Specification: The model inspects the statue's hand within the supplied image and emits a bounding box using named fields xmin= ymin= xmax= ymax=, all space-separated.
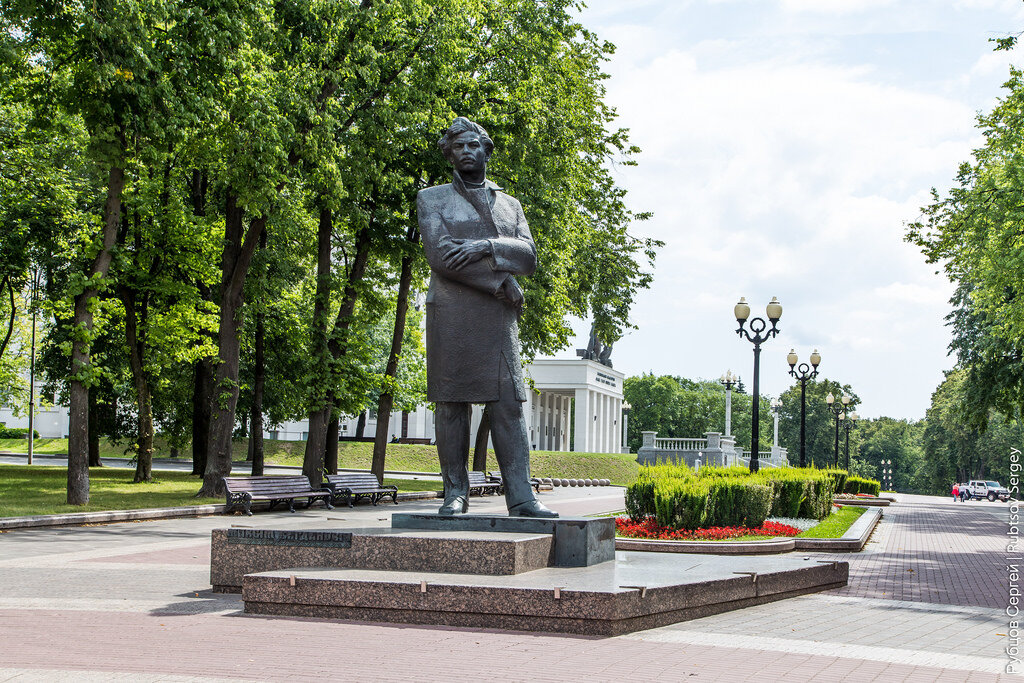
xmin=444 ymin=239 xmax=491 ymax=271
xmin=497 ymin=275 xmax=524 ymax=313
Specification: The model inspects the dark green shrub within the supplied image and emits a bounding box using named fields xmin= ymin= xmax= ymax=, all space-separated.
xmin=0 ymin=426 xmax=40 ymax=439
xmin=706 ymin=479 xmax=772 ymax=528
xmin=799 ymin=473 xmax=838 ymax=520
xmin=765 ymin=475 xmax=808 ymax=518
xmin=625 ymin=464 xmax=693 ymax=520
xmin=821 ymin=468 xmax=848 ymax=495
xmin=653 ymin=479 xmax=710 ymax=530
xmin=696 ymin=465 xmax=750 ymax=479
xmin=845 ymin=476 xmax=881 ymax=496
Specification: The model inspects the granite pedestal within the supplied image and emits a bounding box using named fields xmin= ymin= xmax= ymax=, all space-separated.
xmin=241 ymin=552 xmax=848 ymax=636
xmin=211 ymin=527 xmax=555 ymax=592
xmin=215 ymin=514 xmax=848 ymax=635
xmin=391 ymin=513 xmax=615 ymax=567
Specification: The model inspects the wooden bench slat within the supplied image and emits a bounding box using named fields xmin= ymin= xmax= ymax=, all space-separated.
xmin=323 ymin=473 xmax=399 ymax=507
xmin=222 ymin=476 xmax=333 ymax=516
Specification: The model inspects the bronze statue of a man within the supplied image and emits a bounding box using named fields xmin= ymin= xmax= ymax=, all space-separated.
xmin=417 ymin=117 xmax=557 ymax=518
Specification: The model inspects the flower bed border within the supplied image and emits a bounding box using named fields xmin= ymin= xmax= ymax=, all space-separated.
xmin=616 ymin=507 xmax=883 ymax=555
xmin=615 ymin=536 xmax=795 ymax=555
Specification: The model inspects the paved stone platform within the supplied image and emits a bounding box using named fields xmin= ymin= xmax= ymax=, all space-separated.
xmin=0 ymin=488 xmax=1016 ymax=680
xmin=242 ymin=551 xmax=847 ymax=635
xmin=392 ymin=512 xmax=615 ymax=566
xmin=211 ymin=527 xmax=555 ymax=591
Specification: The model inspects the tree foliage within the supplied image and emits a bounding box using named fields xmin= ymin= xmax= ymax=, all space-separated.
xmin=1 ymin=0 xmax=659 ymax=501
xmin=623 ymin=373 xmax=772 ymax=455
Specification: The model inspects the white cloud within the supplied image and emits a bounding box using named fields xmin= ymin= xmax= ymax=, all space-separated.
xmin=566 ymin=0 xmax=1023 ymax=418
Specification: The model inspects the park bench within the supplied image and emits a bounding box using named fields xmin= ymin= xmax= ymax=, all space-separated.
xmin=468 ymin=470 xmax=502 ymax=496
xmin=323 ymin=472 xmax=399 ymax=507
xmin=486 ymin=472 xmax=542 ymax=494
xmin=222 ymin=475 xmax=333 ymax=516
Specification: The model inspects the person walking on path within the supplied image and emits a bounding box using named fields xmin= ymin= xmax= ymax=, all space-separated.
xmin=952 ymin=482 xmax=959 ymax=502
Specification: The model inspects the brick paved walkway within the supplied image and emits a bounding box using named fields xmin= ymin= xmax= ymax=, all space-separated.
xmin=0 ymin=490 xmax=1016 ymax=681
xmin=824 ymin=495 xmax=1007 ymax=608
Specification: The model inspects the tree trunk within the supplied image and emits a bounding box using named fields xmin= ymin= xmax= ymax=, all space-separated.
xmin=189 ymin=167 xmax=212 ymax=476
xmin=302 ymin=220 xmax=373 ymax=486
xmin=120 ymin=286 xmax=154 ymax=482
xmin=68 ymin=163 xmax=124 ymax=505
xmin=473 ymin=405 xmax=491 ymax=472
xmin=355 ymin=411 xmax=366 ymax=438
xmin=88 ymin=389 xmax=101 ymax=467
xmin=199 ymin=195 xmax=265 ymax=498
xmin=325 ymin=415 xmax=339 ymax=475
xmin=371 ymin=247 xmax=416 ymax=483
xmin=302 ymin=207 xmax=336 ymax=486
xmin=249 ymin=231 xmax=267 ymax=476
xmin=191 ymin=358 xmax=212 ymax=475
xmin=0 ymin=275 xmax=14 ymax=359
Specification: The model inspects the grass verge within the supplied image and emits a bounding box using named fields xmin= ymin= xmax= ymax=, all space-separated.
xmin=0 ymin=464 xmax=222 ymax=517
xmin=0 ymin=464 xmax=443 ymax=518
xmin=1 ymin=438 xmax=640 ymax=486
xmin=797 ymin=505 xmax=866 ymax=538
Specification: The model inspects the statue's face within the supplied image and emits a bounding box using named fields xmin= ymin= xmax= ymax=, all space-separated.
xmin=450 ymin=131 xmax=488 ymax=174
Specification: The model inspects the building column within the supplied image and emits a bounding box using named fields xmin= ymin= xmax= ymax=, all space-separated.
xmin=545 ymin=393 xmax=553 ymax=451
xmin=573 ymin=388 xmax=590 ymax=452
xmin=610 ymin=397 xmax=619 ymax=454
xmin=524 ymin=388 xmax=535 ymax=450
xmin=561 ymin=395 xmax=570 ymax=451
xmin=598 ymin=393 xmax=607 ymax=453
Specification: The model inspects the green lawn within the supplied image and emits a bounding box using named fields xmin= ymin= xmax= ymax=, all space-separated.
xmin=0 ymin=464 xmax=222 ymax=517
xmin=0 ymin=464 xmax=442 ymax=518
xmin=797 ymin=505 xmax=866 ymax=539
xmin=0 ymin=437 xmax=640 ymax=486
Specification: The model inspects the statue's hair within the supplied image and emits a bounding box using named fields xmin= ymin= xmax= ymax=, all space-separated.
xmin=438 ymin=117 xmax=494 ymax=161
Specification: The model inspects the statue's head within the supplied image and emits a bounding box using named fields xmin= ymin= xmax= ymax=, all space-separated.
xmin=438 ymin=117 xmax=493 ymax=175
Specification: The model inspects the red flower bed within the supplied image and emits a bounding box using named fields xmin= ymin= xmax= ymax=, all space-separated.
xmin=615 ymin=516 xmax=801 ymax=541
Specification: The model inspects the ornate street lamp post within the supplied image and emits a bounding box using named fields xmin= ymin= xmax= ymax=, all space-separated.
xmin=734 ymin=296 xmax=783 ymax=473
xmin=786 ymin=348 xmax=820 ymax=468
xmin=825 ymin=391 xmax=851 ymax=468
xmin=881 ymin=459 xmax=893 ymax=491
xmin=719 ymin=370 xmax=739 ymax=437
xmin=843 ymin=411 xmax=858 ymax=471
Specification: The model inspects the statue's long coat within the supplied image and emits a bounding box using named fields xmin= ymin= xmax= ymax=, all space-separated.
xmin=417 ymin=172 xmax=536 ymax=403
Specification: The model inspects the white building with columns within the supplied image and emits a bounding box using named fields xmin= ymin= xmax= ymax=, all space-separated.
xmin=524 ymin=359 xmax=625 ymax=453
xmin=2 ymin=359 xmax=628 ymax=455
xmin=272 ymin=357 xmax=627 ymax=454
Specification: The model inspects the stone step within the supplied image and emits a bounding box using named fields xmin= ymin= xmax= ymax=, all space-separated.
xmin=211 ymin=527 xmax=553 ymax=592
xmin=240 ymin=551 xmax=849 ymax=636
xmin=391 ymin=513 xmax=615 ymax=567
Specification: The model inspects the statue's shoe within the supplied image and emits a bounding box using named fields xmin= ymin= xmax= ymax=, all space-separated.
xmin=438 ymin=496 xmax=469 ymax=515
xmin=508 ymin=500 xmax=559 ymax=518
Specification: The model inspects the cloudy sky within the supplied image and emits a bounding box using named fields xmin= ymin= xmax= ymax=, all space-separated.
xmin=557 ymin=0 xmax=1024 ymax=420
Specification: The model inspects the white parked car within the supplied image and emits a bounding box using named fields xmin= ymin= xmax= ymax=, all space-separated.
xmin=963 ymin=480 xmax=1010 ymax=502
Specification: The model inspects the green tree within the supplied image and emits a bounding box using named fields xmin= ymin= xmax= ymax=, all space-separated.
xmin=907 ymin=68 xmax=1024 ymax=425
xmin=623 ymin=374 xmax=772 ymax=455
xmin=919 ymin=368 xmax=1021 ymax=493
xmin=777 ymin=377 xmax=861 ymax=468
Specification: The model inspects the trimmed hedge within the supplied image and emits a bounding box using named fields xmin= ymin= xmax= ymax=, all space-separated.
xmin=0 ymin=426 xmax=40 ymax=439
xmin=845 ymin=476 xmax=881 ymax=496
xmin=626 ymin=463 xmax=841 ymax=529
xmin=707 ymin=478 xmax=773 ymax=528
